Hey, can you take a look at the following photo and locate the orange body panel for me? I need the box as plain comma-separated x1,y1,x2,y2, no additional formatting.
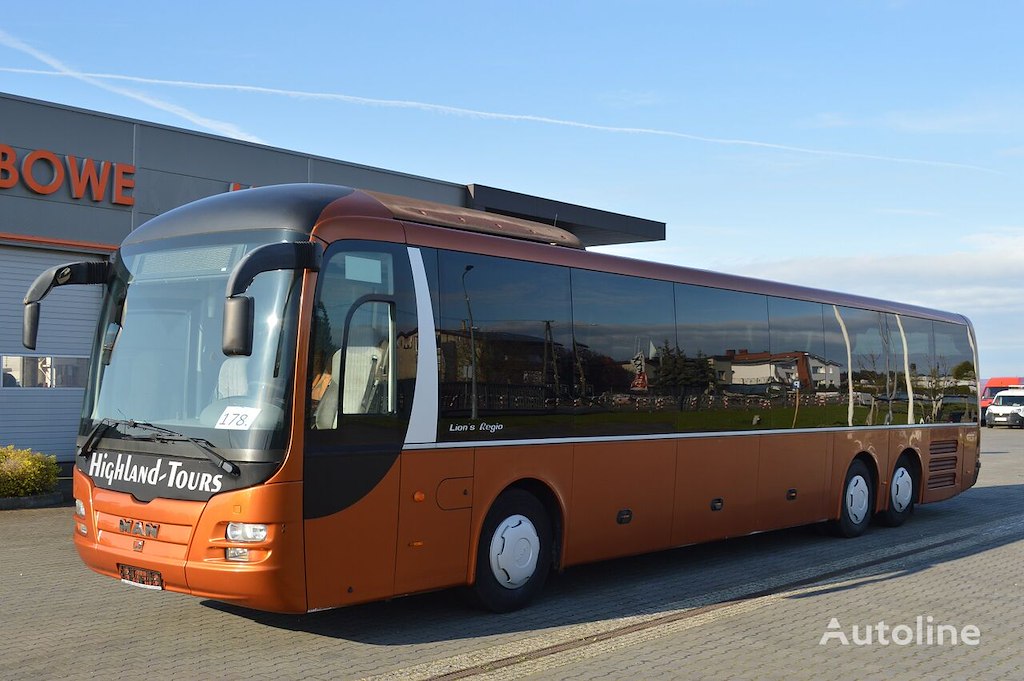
311,215,407,245
303,459,401,610
755,432,830,531
672,436,760,545
568,440,676,564
394,449,475,595
185,480,306,612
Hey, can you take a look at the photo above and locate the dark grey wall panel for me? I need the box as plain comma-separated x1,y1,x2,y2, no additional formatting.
131,167,252,218
0,96,134,161
135,126,309,186
0,195,133,246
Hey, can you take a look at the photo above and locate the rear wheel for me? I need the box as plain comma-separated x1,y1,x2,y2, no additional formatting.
832,459,874,538
878,453,918,527
472,488,552,613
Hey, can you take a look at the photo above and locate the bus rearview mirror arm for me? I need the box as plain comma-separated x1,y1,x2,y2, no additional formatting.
22,261,113,350
222,241,322,356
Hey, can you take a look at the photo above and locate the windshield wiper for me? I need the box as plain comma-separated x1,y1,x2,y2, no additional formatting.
122,420,242,478
78,418,118,458
83,418,241,477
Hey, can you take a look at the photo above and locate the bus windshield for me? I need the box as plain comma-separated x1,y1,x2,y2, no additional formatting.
80,231,304,458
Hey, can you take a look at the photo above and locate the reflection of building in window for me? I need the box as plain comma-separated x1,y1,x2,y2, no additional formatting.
0,355,89,388
716,350,843,390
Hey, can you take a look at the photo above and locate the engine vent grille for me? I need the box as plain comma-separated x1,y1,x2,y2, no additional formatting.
927,440,959,490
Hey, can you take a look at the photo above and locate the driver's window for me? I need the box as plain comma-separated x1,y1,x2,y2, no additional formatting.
309,248,396,430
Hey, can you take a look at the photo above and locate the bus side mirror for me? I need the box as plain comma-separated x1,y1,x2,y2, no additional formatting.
223,296,254,356
221,241,322,356
22,260,112,350
23,302,40,350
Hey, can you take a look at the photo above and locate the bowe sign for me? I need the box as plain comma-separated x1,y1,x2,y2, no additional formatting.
0,143,135,206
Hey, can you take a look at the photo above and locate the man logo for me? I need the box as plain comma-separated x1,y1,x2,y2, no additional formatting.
119,518,159,539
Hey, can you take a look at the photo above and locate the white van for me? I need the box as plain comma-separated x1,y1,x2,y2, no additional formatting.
985,387,1024,428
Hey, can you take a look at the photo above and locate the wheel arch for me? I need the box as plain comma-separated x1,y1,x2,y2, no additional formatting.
894,447,924,505
843,451,881,518
468,478,565,585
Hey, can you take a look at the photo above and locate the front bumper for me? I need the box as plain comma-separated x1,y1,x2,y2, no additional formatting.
986,411,1024,427
72,468,307,613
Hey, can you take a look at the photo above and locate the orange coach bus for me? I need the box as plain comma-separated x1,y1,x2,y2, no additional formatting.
23,184,981,613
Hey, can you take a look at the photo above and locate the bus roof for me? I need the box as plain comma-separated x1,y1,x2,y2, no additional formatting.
124,183,581,249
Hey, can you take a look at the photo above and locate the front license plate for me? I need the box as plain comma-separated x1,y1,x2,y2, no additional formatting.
118,564,163,590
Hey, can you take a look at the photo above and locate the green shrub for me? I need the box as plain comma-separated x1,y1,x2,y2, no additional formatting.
0,445,59,498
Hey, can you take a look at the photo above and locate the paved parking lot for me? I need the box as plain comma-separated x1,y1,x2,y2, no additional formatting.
2,429,1021,681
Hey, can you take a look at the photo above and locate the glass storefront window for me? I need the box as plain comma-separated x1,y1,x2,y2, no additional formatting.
1,355,88,388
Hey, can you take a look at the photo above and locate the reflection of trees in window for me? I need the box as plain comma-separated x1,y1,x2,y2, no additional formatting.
654,343,715,406
932,322,978,423
437,252,573,423
570,269,675,419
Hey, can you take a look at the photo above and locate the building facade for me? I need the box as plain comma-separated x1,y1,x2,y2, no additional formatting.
0,93,664,462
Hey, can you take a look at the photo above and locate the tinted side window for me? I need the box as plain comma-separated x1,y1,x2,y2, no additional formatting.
571,269,676,436
767,298,833,428
896,315,933,424
675,285,769,432
829,307,908,426
436,252,573,441
930,321,977,423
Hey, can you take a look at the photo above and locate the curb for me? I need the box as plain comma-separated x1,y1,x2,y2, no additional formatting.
0,492,66,510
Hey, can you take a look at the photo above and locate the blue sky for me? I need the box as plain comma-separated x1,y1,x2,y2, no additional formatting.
1,2,1021,377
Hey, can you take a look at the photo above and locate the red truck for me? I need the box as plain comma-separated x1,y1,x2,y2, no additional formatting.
981,377,1024,416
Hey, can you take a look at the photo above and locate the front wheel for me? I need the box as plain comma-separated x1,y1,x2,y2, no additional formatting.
472,489,552,613
878,453,918,527
831,459,874,538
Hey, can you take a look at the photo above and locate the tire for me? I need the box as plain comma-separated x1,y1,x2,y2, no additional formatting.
878,453,917,527
472,488,552,613
831,459,874,538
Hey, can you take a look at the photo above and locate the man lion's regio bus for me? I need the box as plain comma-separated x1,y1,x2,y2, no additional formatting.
23,184,981,613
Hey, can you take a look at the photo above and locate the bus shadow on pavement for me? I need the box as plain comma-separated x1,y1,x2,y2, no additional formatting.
200,480,1022,644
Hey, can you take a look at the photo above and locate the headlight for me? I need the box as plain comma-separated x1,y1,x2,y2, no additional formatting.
226,522,268,542
74,498,86,517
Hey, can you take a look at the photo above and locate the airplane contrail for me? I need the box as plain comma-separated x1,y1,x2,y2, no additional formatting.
0,30,264,143
0,61,1000,175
